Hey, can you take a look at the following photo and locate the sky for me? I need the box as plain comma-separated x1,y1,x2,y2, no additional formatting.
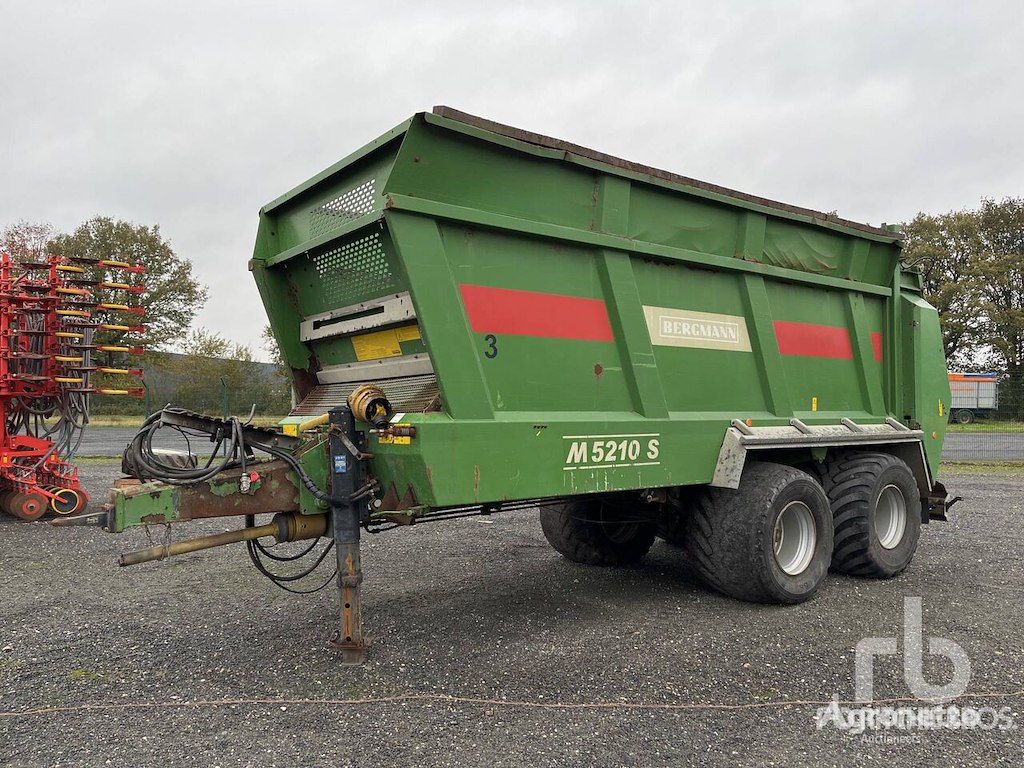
1,1,1022,360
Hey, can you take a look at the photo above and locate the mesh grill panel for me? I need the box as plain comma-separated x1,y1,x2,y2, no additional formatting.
311,232,399,309
309,180,376,238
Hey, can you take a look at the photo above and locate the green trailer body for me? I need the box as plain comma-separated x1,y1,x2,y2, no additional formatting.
107,108,954,661
251,107,949,511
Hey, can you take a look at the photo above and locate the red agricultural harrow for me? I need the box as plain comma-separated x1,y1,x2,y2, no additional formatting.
0,251,144,520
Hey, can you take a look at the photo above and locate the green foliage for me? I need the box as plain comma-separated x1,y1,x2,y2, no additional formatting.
902,210,983,368
160,329,290,416
261,323,292,407
975,198,1024,416
48,216,207,352
905,197,1024,418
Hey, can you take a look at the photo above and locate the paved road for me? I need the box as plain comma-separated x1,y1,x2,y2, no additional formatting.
942,432,1024,461
78,427,1024,461
77,427,218,458
1,467,1021,766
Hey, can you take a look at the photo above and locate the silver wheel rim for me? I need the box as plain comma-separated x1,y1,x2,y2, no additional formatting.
875,484,907,549
773,501,816,575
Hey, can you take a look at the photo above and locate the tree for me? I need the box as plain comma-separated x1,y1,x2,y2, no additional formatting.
261,324,293,408
163,328,290,416
974,198,1024,416
48,217,207,351
261,324,284,368
0,220,57,262
904,197,1024,418
901,210,984,368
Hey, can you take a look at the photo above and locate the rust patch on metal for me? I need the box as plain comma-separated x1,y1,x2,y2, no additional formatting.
379,483,418,512
379,483,401,511
400,484,418,509
473,465,480,497
122,460,300,521
141,514,167,524
594,363,604,379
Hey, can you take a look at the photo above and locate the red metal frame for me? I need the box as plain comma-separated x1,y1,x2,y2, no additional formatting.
0,252,145,519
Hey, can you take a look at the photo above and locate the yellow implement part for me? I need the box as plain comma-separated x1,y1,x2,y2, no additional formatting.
56,332,83,339
298,413,330,432
56,309,90,317
55,376,83,384
56,264,86,273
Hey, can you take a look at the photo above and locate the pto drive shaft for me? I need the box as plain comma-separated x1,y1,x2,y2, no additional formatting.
118,512,327,567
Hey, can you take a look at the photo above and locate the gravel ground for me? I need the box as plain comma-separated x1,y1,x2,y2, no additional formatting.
1,465,1022,767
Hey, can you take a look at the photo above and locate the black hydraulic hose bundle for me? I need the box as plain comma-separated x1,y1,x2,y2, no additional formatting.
124,407,357,593
125,410,245,485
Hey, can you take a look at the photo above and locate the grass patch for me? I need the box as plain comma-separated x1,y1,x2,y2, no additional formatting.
70,668,107,683
947,420,1024,433
72,456,124,465
940,460,1024,476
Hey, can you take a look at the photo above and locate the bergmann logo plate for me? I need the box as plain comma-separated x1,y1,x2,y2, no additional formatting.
642,305,752,352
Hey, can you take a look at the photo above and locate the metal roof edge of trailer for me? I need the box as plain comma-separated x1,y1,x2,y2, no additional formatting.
258,106,903,244
949,372,1001,380
260,117,414,214
429,106,903,243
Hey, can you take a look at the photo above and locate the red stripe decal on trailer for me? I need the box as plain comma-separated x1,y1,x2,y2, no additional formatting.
459,284,614,342
870,332,883,362
774,321,853,359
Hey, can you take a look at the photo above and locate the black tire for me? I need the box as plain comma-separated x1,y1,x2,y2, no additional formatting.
684,462,833,604
954,409,974,425
540,498,658,566
814,451,921,579
658,521,687,547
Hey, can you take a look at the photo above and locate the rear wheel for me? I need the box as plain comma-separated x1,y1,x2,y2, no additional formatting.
815,451,920,578
954,409,974,424
540,497,658,566
684,462,833,604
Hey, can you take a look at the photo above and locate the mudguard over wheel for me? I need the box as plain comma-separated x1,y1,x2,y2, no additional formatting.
685,462,833,604
814,451,921,578
540,497,658,566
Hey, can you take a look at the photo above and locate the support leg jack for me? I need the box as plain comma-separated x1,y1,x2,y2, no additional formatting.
327,407,368,664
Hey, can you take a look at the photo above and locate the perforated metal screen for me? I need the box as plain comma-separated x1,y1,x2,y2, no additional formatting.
309,180,376,238
310,232,400,310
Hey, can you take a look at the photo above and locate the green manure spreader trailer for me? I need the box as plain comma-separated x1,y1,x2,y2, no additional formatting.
107,107,954,663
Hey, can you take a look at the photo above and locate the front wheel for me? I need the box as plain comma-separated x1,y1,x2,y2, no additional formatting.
685,463,833,604
540,498,658,566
